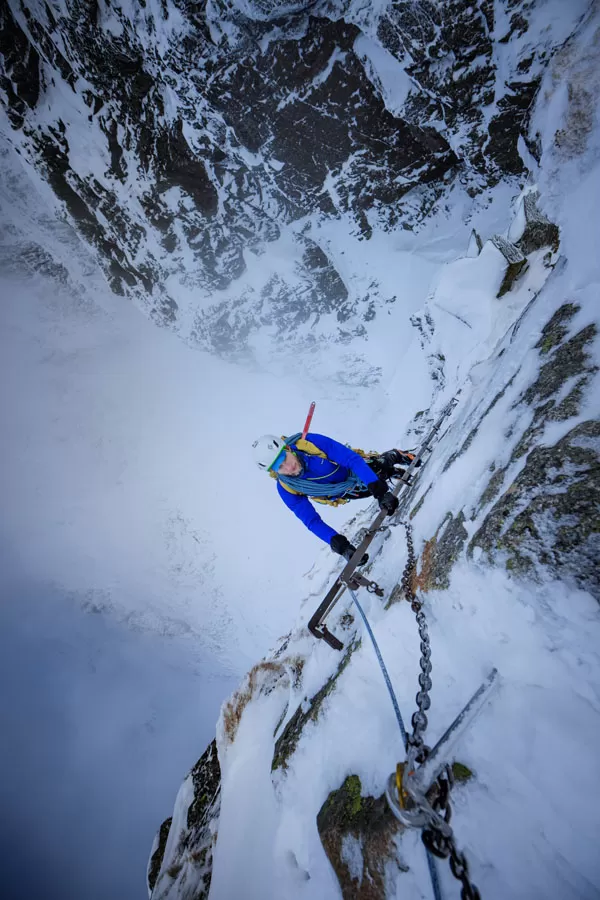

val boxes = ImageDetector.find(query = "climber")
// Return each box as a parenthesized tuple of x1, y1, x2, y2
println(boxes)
(252, 432, 417, 565)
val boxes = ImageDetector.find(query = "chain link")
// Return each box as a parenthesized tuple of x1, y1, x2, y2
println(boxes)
(401, 521, 482, 900)
(401, 522, 432, 765)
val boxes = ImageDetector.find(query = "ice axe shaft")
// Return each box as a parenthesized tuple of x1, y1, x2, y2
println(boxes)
(301, 401, 316, 440)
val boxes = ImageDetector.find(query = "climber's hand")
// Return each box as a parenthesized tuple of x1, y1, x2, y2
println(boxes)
(367, 478, 387, 500)
(379, 491, 399, 516)
(368, 480, 399, 515)
(330, 533, 368, 566)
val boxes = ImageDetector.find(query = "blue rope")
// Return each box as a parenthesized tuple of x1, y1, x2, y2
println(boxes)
(347, 587, 407, 748)
(426, 845, 443, 900)
(278, 432, 367, 498)
(348, 587, 443, 900)
(278, 471, 365, 497)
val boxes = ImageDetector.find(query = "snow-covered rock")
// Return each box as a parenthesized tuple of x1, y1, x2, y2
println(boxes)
(0, 0, 589, 377)
(147, 7, 600, 897)
(1, 1, 598, 897)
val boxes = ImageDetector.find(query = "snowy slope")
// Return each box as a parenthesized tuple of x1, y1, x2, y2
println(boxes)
(148, 8, 600, 899)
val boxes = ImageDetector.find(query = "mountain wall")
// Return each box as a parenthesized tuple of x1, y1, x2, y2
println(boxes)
(0, 0, 588, 372)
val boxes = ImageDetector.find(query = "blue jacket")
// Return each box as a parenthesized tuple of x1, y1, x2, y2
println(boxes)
(276, 432, 377, 544)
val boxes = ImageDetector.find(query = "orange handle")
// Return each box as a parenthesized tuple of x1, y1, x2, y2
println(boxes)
(301, 401, 316, 440)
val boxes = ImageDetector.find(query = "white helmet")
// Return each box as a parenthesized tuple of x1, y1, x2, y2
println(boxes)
(252, 434, 286, 471)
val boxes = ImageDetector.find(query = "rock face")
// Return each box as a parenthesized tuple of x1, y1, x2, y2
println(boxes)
(148, 739, 221, 900)
(316, 764, 474, 899)
(272, 636, 358, 771)
(316, 774, 407, 900)
(0, 0, 579, 364)
(404, 294, 600, 602)
(469, 304, 600, 596)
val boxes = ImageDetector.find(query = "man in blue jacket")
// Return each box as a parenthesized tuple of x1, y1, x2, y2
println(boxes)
(252, 432, 415, 563)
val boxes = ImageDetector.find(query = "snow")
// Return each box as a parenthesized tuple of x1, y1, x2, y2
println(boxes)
(202, 10, 600, 900)
(1, 3, 600, 899)
(210, 694, 282, 899)
(354, 34, 413, 116)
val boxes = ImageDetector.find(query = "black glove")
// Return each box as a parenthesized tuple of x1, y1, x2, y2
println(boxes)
(330, 533, 368, 566)
(367, 480, 399, 516)
(396, 451, 422, 468)
(379, 491, 399, 515)
(367, 478, 387, 500)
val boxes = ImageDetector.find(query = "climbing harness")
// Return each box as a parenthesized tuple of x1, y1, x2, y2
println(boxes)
(308, 396, 459, 649)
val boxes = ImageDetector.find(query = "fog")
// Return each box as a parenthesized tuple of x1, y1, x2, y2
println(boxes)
(0, 136, 371, 898)
(0, 268, 246, 898)
(0, 561, 238, 900)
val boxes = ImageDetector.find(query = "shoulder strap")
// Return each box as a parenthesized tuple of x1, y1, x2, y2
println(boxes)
(294, 437, 327, 459)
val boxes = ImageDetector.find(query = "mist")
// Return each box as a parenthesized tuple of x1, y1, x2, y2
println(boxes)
(0, 560, 238, 900)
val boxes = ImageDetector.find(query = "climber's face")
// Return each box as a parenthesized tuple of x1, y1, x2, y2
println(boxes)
(278, 450, 302, 476)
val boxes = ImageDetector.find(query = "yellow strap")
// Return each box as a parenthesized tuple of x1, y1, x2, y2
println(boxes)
(295, 437, 327, 458)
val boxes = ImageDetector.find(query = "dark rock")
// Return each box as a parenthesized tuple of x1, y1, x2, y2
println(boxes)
(0, 3, 40, 127)
(470, 421, 600, 597)
(188, 739, 221, 831)
(148, 739, 221, 899)
(148, 817, 172, 894)
(516, 191, 560, 256)
(317, 774, 408, 900)
(491, 235, 528, 298)
(156, 119, 219, 217)
(487, 77, 541, 176)
(301, 238, 349, 314)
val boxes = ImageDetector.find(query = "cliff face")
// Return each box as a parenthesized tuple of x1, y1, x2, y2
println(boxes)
(0, 0, 587, 373)
(145, 6, 600, 898)
(2, 3, 599, 899)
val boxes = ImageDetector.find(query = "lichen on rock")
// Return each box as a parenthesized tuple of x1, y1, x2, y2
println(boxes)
(412, 511, 469, 593)
(516, 191, 560, 256)
(317, 764, 474, 899)
(316, 774, 408, 900)
(470, 420, 600, 596)
(534, 302, 580, 355)
(491, 235, 528, 298)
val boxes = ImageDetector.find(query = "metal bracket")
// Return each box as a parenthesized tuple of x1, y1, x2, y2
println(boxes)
(345, 571, 384, 595)
(386, 668, 499, 824)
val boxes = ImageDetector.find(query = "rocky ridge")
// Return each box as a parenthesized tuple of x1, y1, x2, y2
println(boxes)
(145, 181, 600, 896)
(0, 0, 584, 372)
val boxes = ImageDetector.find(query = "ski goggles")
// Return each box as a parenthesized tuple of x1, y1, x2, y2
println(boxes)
(269, 448, 287, 472)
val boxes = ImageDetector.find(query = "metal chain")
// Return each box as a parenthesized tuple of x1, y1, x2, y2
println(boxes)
(401, 521, 482, 900)
(401, 521, 432, 765)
